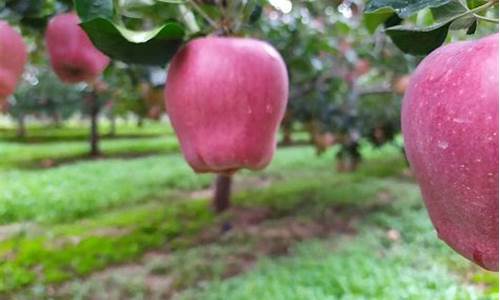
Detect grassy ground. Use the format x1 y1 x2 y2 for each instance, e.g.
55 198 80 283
0 122 178 170
0 122 497 299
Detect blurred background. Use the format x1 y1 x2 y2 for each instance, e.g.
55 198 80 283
0 0 498 299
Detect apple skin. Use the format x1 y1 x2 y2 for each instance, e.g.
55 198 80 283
45 13 109 84
402 33 498 271
0 21 27 101
165 37 289 174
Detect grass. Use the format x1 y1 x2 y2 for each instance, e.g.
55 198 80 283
0 127 497 298
0 200 214 293
0 121 169 142
180 182 497 300
0 121 177 169
0 137 180 169
0 154 213 223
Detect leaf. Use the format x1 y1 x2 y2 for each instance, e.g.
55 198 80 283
449 14 476 30
75 0 114 21
466 19 477 34
75 0 187 66
431 0 479 31
80 18 185 65
5 0 44 17
363 7 394 33
365 0 452 17
431 0 467 21
386 21 451 55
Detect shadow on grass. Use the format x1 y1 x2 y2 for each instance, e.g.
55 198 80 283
0 133 166 144
17 151 168 170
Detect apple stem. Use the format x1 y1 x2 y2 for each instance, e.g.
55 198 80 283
213 174 232 213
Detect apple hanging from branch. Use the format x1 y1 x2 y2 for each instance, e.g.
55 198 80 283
402 33 498 271
0 21 27 103
165 37 289 212
45 12 110 156
45 13 110 84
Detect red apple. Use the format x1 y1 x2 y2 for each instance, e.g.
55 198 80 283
45 13 109 84
402 33 498 271
165 37 289 174
0 21 27 101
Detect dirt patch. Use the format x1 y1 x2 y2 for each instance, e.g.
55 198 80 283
0 222 38 242
89 227 132 237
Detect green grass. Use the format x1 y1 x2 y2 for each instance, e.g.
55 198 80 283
0 121 169 142
180 182 498 300
0 200 214 293
0 122 177 169
0 132 496 298
0 144 408 294
0 154 212 223
0 144 403 224
0 137 180 169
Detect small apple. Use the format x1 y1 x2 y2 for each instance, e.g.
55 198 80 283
45 13 109 84
0 21 27 101
393 75 410 95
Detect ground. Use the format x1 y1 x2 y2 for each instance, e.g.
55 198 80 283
0 121 497 299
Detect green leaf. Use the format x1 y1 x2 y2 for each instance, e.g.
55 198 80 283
386 21 451 55
75 0 188 66
466 19 477 34
363 7 394 33
5 0 44 17
431 0 467 21
75 0 114 21
80 18 185 65
449 14 476 30
365 0 452 17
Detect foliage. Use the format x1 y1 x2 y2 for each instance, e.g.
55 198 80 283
9 67 83 122
365 0 499 54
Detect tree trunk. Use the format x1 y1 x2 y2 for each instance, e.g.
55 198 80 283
89 92 100 157
109 115 116 137
53 112 62 128
137 117 144 128
16 114 26 138
282 124 293 145
213 174 232 213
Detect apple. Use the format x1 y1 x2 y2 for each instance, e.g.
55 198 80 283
165 37 289 174
45 13 109 84
354 59 371 78
0 21 27 102
402 33 498 271
393 75 410 95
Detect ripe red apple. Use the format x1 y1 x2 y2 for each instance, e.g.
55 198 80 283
45 13 109 84
0 21 27 102
165 37 289 174
402 33 498 271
